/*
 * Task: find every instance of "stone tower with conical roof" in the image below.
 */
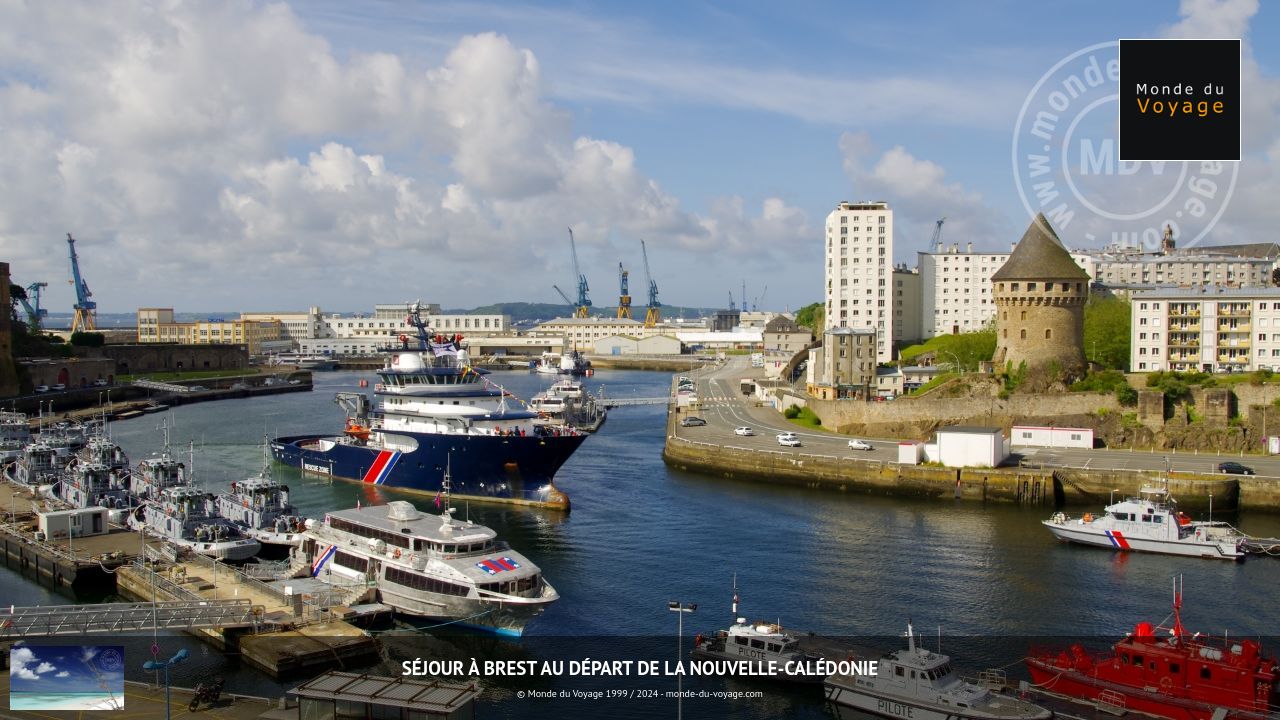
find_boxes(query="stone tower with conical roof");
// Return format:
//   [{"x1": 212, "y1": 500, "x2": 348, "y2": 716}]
[{"x1": 991, "y1": 214, "x2": 1089, "y2": 373}]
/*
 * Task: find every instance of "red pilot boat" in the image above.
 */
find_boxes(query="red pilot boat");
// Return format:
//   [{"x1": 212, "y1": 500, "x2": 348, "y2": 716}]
[{"x1": 1026, "y1": 580, "x2": 1278, "y2": 720}]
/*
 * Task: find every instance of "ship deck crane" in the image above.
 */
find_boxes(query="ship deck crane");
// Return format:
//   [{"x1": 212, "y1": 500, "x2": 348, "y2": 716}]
[
  {"x1": 67, "y1": 233, "x2": 96, "y2": 333},
  {"x1": 568, "y1": 228, "x2": 591, "y2": 318},
  {"x1": 640, "y1": 240, "x2": 661, "y2": 328},
  {"x1": 616, "y1": 263, "x2": 632, "y2": 320}
]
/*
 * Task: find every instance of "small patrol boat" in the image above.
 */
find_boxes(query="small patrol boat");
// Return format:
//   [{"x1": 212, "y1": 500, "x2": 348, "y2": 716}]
[
  {"x1": 691, "y1": 582, "x2": 826, "y2": 683},
  {"x1": 826, "y1": 622, "x2": 1051, "y2": 720},
  {"x1": 1043, "y1": 484, "x2": 1246, "y2": 560},
  {"x1": 128, "y1": 486, "x2": 260, "y2": 562},
  {"x1": 211, "y1": 467, "x2": 304, "y2": 558}
]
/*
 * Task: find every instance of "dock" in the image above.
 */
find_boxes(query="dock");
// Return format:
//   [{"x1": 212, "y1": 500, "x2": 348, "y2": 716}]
[{"x1": 115, "y1": 551, "x2": 382, "y2": 678}]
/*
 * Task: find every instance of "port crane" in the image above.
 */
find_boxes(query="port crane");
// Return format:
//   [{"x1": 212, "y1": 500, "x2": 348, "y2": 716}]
[
  {"x1": 11, "y1": 282, "x2": 48, "y2": 332},
  {"x1": 616, "y1": 263, "x2": 632, "y2": 320},
  {"x1": 640, "y1": 240, "x2": 661, "y2": 328},
  {"x1": 753, "y1": 285, "x2": 768, "y2": 313},
  {"x1": 931, "y1": 217, "x2": 946, "y2": 249},
  {"x1": 567, "y1": 227, "x2": 591, "y2": 318},
  {"x1": 67, "y1": 233, "x2": 97, "y2": 332},
  {"x1": 553, "y1": 285, "x2": 575, "y2": 308}
]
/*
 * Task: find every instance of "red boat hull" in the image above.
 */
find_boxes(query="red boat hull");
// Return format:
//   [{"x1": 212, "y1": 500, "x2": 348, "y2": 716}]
[{"x1": 1026, "y1": 658, "x2": 1273, "y2": 720}]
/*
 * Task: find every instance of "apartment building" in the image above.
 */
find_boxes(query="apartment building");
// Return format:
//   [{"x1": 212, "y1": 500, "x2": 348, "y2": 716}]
[
  {"x1": 824, "y1": 201, "x2": 893, "y2": 361},
  {"x1": 1129, "y1": 287, "x2": 1280, "y2": 373}
]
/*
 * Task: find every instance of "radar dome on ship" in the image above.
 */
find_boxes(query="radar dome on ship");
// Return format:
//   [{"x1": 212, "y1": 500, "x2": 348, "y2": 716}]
[{"x1": 396, "y1": 353, "x2": 427, "y2": 371}]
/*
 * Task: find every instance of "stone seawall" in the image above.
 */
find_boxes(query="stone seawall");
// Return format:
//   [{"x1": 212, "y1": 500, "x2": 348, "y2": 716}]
[{"x1": 662, "y1": 411, "x2": 1274, "y2": 511}]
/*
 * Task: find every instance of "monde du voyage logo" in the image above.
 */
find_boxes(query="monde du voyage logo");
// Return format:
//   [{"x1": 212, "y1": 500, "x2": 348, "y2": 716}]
[{"x1": 1013, "y1": 39, "x2": 1240, "y2": 252}]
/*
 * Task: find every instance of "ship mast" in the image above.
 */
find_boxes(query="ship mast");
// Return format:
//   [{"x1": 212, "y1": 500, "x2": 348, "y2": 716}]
[{"x1": 1171, "y1": 575, "x2": 1186, "y2": 639}]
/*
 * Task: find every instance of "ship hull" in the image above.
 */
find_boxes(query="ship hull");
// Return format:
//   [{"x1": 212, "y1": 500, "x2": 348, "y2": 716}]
[
  {"x1": 826, "y1": 677, "x2": 1051, "y2": 720},
  {"x1": 1043, "y1": 522, "x2": 1243, "y2": 560},
  {"x1": 1025, "y1": 658, "x2": 1271, "y2": 720},
  {"x1": 270, "y1": 432, "x2": 586, "y2": 508}
]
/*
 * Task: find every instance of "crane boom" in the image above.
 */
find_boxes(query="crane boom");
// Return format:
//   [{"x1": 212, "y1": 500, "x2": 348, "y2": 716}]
[
  {"x1": 931, "y1": 217, "x2": 946, "y2": 249},
  {"x1": 67, "y1": 233, "x2": 96, "y2": 333},
  {"x1": 640, "y1": 240, "x2": 661, "y2": 327},
  {"x1": 553, "y1": 285, "x2": 574, "y2": 306},
  {"x1": 568, "y1": 227, "x2": 591, "y2": 318},
  {"x1": 16, "y1": 282, "x2": 48, "y2": 331},
  {"x1": 616, "y1": 263, "x2": 632, "y2": 320}
]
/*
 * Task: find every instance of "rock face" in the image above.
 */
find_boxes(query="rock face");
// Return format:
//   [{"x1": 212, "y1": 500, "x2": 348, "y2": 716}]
[{"x1": 991, "y1": 214, "x2": 1089, "y2": 375}]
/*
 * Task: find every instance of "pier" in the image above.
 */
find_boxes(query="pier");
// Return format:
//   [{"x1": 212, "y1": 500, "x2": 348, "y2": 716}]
[{"x1": 1, "y1": 599, "x2": 262, "y2": 637}]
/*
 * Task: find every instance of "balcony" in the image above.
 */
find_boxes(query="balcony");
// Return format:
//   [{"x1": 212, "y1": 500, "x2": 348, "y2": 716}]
[{"x1": 1216, "y1": 323, "x2": 1250, "y2": 333}]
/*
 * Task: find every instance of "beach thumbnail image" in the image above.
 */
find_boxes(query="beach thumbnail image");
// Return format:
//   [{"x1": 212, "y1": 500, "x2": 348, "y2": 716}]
[{"x1": 8, "y1": 644, "x2": 124, "y2": 711}]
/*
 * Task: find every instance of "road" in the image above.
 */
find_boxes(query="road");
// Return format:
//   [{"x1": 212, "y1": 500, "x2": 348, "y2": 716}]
[{"x1": 671, "y1": 356, "x2": 1280, "y2": 479}]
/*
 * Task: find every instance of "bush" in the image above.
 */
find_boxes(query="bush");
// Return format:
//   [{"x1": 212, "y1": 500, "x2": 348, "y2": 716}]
[
  {"x1": 1251, "y1": 368, "x2": 1274, "y2": 386},
  {"x1": 1115, "y1": 385, "x2": 1138, "y2": 406},
  {"x1": 783, "y1": 405, "x2": 800, "y2": 419},
  {"x1": 69, "y1": 332, "x2": 105, "y2": 347},
  {"x1": 1071, "y1": 369, "x2": 1129, "y2": 393}
]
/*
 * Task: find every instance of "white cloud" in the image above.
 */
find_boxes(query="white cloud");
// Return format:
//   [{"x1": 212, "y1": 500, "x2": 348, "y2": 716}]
[
  {"x1": 0, "y1": 2, "x2": 805, "y2": 310},
  {"x1": 838, "y1": 132, "x2": 1009, "y2": 256},
  {"x1": 55, "y1": 671, "x2": 70, "y2": 678},
  {"x1": 9, "y1": 647, "x2": 56, "y2": 681}
]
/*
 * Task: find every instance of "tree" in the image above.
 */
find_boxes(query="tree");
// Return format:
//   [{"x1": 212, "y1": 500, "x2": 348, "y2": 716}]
[
  {"x1": 69, "y1": 332, "x2": 105, "y2": 347},
  {"x1": 1272, "y1": 268, "x2": 1280, "y2": 287},
  {"x1": 1083, "y1": 295, "x2": 1130, "y2": 370},
  {"x1": 794, "y1": 302, "x2": 824, "y2": 332}
]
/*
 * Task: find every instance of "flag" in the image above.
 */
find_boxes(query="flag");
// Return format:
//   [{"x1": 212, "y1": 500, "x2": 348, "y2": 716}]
[{"x1": 434, "y1": 491, "x2": 442, "y2": 508}]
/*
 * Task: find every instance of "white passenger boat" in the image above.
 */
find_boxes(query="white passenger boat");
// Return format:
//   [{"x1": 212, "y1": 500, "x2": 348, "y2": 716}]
[
  {"x1": 299, "y1": 469, "x2": 558, "y2": 636},
  {"x1": 1043, "y1": 484, "x2": 1245, "y2": 560},
  {"x1": 826, "y1": 622, "x2": 1051, "y2": 720}
]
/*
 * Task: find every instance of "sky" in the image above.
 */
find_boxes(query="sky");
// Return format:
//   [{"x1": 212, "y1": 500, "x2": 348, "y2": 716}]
[
  {"x1": 9, "y1": 644, "x2": 124, "y2": 695},
  {"x1": 0, "y1": 0, "x2": 1277, "y2": 315}
]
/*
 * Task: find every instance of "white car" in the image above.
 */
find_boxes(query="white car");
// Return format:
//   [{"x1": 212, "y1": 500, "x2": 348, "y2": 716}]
[
  {"x1": 778, "y1": 436, "x2": 801, "y2": 447},
  {"x1": 734, "y1": 427, "x2": 754, "y2": 436},
  {"x1": 847, "y1": 439, "x2": 873, "y2": 451}
]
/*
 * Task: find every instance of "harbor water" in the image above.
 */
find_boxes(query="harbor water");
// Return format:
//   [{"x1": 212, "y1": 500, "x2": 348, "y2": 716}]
[{"x1": 6, "y1": 369, "x2": 1280, "y2": 719}]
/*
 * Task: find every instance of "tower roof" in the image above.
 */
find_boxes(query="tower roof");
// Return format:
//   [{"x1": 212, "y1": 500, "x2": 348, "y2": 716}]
[{"x1": 991, "y1": 213, "x2": 1090, "y2": 281}]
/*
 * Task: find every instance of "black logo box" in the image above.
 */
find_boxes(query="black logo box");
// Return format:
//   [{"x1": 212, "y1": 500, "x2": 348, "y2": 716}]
[{"x1": 1119, "y1": 38, "x2": 1240, "y2": 162}]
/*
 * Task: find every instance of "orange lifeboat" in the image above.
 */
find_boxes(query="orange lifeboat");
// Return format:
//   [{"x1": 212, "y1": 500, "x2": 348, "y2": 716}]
[{"x1": 344, "y1": 419, "x2": 371, "y2": 442}]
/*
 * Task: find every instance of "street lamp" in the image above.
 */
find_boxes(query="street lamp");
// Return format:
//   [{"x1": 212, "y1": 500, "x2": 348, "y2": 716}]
[
  {"x1": 668, "y1": 601, "x2": 696, "y2": 720},
  {"x1": 941, "y1": 350, "x2": 964, "y2": 375},
  {"x1": 143, "y1": 648, "x2": 188, "y2": 720}
]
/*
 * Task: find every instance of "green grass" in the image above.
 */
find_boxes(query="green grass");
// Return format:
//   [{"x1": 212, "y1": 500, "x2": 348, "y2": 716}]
[
  {"x1": 119, "y1": 368, "x2": 263, "y2": 383},
  {"x1": 786, "y1": 406, "x2": 825, "y2": 430},
  {"x1": 908, "y1": 372, "x2": 956, "y2": 397}
]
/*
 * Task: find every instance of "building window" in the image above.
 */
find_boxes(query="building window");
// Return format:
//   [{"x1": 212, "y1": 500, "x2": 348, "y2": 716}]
[
  {"x1": 1045, "y1": 329, "x2": 1052, "y2": 339},
  {"x1": 1020, "y1": 329, "x2": 1027, "y2": 340}
]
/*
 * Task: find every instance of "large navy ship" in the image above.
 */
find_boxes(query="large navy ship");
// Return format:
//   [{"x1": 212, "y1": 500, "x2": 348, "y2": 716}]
[{"x1": 271, "y1": 303, "x2": 587, "y2": 508}]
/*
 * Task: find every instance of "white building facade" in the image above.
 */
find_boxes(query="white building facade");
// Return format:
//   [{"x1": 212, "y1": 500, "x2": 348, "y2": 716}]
[
  {"x1": 825, "y1": 201, "x2": 893, "y2": 361},
  {"x1": 917, "y1": 244, "x2": 1096, "y2": 339},
  {"x1": 1129, "y1": 287, "x2": 1280, "y2": 373}
]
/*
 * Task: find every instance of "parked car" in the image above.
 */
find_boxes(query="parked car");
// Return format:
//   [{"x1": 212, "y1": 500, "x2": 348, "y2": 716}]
[
  {"x1": 776, "y1": 431, "x2": 797, "y2": 442},
  {"x1": 680, "y1": 416, "x2": 707, "y2": 427},
  {"x1": 51, "y1": 383, "x2": 66, "y2": 391},
  {"x1": 847, "y1": 439, "x2": 873, "y2": 451},
  {"x1": 778, "y1": 435, "x2": 802, "y2": 447},
  {"x1": 92, "y1": 379, "x2": 109, "y2": 387},
  {"x1": 734, "y1": 427, "x2": 755, "y2": 436},
  {"x1": 1217, "y1": 461, "x2": 1256, "y2": 475},
  {"x1": 34, "y1": 385, "x2": 49, "y2": 393}
]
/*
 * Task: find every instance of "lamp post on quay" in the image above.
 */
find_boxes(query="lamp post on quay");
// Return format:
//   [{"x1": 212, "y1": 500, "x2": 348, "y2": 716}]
[
  {"x1": 668, "y1": 601, "x2": 697, "y2": 720},
  {"x1": 143, "y1": 648, "x2": 188, "y2": 720}
]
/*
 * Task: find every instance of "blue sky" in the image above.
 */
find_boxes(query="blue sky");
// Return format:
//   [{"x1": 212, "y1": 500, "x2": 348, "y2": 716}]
[
  {"x1": 0, "y1": 1, "x2": 1276, "y2": 314},
  {"x1": 9, "y1": 645, "x2": 124, "y2": 695}
]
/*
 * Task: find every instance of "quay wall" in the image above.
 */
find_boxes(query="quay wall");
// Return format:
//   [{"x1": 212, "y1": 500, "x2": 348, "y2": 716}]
[
  {"x1": 662, "y1": 412, "x2": 1271, "y2": 511},
  {"x1": 806, "y1": 392, "x2": 1119, "y2": 439}
]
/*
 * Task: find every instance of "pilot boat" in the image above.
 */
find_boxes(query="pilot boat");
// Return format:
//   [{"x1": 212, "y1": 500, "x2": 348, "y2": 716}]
[
  {"x1": 211, "y1": 468, "x2": 304, "y2": 558},
  {"x1": 826, "y1": 622, "x2": 1051, "y2": 720}
]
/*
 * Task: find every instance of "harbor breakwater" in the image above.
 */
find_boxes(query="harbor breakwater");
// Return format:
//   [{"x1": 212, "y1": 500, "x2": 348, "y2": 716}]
[{"x1": 661, "y1": 413, "x2": 1279, "y2": 512}]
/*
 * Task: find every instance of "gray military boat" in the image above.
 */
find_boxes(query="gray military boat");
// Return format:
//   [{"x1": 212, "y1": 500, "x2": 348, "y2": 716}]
[
  {"x1": 825, "y1": 622, "x2": 1051, "y2": 720},
  {"x1": 690, "y1": 582, "x2": 826, "y2": 683}
]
